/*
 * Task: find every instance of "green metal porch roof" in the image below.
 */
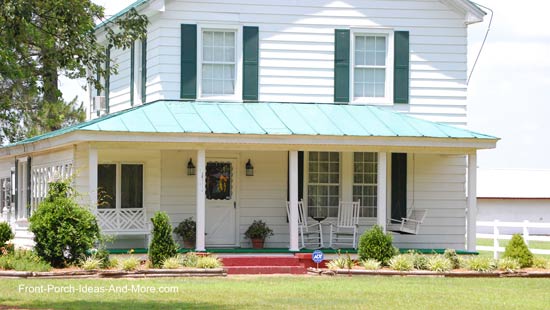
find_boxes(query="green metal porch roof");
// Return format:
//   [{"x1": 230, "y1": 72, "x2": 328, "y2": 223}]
[{"x1": 3, "y1": 100, "x2": 497, "y2": 149}]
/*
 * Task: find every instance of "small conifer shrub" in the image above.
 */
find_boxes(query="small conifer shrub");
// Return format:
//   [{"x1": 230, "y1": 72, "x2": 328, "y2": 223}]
[{"x1": 503, "y1": 234, "x2": 533, "y2": 268}]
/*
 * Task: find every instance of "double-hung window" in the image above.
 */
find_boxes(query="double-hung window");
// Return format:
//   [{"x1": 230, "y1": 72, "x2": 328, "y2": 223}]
[
  {"x1": 199, "y1": 27, "x2": 241, "y2": 99},
  {"x1": 307, "y1": 152, "x2": 340, "y2": 218},
  {"x1": 352, "y1": 30, "x2": 393, "y2": 104},
  {"x1": 98, "y1": 164, "x2": 143, "y2": 209},
  {"x1": 352, "y1": 152, "x2": 378, "y2": 218}
]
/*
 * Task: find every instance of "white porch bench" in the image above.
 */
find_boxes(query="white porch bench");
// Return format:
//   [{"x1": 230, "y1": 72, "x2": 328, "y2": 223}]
[{"x1": 96, "y1": 208, "x2": 150, "y2": 247}]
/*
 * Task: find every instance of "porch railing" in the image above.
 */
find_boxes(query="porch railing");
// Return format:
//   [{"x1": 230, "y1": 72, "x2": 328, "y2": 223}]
[
  {"x1": 476, "y1": 220, "x2": 550, "y2": 258},
  {"x1": 96, "y1": 208, "x2": 149, "y2": 234}
]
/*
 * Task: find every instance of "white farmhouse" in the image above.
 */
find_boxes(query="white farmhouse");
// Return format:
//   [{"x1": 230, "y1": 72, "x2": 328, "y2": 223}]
[{"x1": 0, "y1": 0, "x2": 497, "y2": 252}]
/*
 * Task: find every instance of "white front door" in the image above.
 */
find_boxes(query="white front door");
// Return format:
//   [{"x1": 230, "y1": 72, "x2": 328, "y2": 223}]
[{"x1": 205, "y1": 159, "x2": 237, "y2": 246}]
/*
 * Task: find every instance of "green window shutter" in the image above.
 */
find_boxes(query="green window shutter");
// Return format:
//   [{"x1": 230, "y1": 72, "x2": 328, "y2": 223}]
[
  {"x1": 334, "y1": 29, "x2": 350, "y2": 103},
  {"x1": 180, "y1": 24, "x2": 197, "y2": 99},
  {"x1": 26, "y1": 157, "x2": 31, "y2": 216},
  {"x1": 130, "y1": 41, "x2": 135, "y2": 106},
  {"x1": 141, "y1": 38, "x2": 147, "y2": 103},
  {"x1": 243, "y1": 26, "x2": 259, "y2": 101},
  {"x1": 394, "y1": 31, "x2": 410, "y2": 104},
  {"x1": 391, "y1": 153, "x2": 407, "y2": 220},
  {"x1": 105, "y1": 46, "x2": 111, "y2": 114},
  {"x1": 14, "y1": 159, "x2": 18, "y2": 219}
]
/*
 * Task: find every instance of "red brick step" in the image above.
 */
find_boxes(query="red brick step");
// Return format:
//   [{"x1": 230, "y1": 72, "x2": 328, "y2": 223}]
[{"x1": 221, "y1": 255, "x2": 307, "y2": 275}]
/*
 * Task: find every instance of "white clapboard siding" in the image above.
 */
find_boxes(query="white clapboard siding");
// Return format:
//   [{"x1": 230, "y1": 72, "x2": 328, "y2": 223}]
[
  {"x1": 94, "y1": 0, "x2": 473, "y2": 126},
  {"x1": 393, "y1": 153, "x2": 467, "y2": 249},
  {"x1": 108, "y1": 46, "x2": 132, "y2": 113}
]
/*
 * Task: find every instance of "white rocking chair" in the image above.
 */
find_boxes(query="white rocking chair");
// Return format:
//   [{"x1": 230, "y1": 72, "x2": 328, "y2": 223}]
[
  {"x1": 388, "y1": 209, "x2": 427, "y2": 235},
  {"x1": 329, "y1": 201, "x2": 361, "y2": 249},
  {"x1": 286, "y1": 200, "x2": 323, "y2": 249}
]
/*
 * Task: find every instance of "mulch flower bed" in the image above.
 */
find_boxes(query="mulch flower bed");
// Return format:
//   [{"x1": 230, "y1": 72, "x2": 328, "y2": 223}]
[
  {"x1": 0, "y1": 268, "x2": 226, "y2": 279},
  {"x1": 307, "y1": 267, "x2": 550, "y2": 278}
]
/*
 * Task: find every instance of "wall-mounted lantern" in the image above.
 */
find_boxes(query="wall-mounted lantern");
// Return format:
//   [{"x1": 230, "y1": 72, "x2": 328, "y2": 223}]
[
  {"x1": 245, "y1": 159, "x2": 254, "y2": 176},
  {"x1": 187, "y1": 158, "x2": 196, "y2": 176}
]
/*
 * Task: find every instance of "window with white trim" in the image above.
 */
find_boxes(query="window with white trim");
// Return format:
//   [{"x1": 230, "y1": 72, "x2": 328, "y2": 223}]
[
  {"x1": 200, "y1": 30, "x2": 237, "y2": 97},
  {"x1": 352, "y1": 152, "x2": 378, "y2": 218},
  {"x1": 352, "y1": 30, "x2": 393, "y2": 104},
  {"x1": 98, "y1": 164, "x2": 143, "y2": 209},
  {"x1": 0, "y1": 177, "x2": 11, "y2": 212},
  {"x1": 307, "y1": 152, "x2": 340, "y2": 218}
]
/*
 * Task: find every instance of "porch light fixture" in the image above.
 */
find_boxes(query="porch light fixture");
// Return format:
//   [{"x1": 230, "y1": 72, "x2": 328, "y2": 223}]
[
  {"x1": 245, "y1": 159, "x2": 254, "y2": 176},
  {"x1": 187, "y1": 158, "x2": 196, "y2": 176}
]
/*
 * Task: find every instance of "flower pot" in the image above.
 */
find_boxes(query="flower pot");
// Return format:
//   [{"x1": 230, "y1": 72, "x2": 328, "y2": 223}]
[
  {"x1": 251, "y1": 238, "x2": 265, "y2": 249},
  {"x1": 183, "y1": 240, "x2": 196, "y2": 249}
]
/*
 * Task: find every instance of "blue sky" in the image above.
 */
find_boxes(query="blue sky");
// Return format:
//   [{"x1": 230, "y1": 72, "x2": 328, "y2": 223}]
[{"x1": 62, "y1": 0, "x2": 550, "y2": 171}]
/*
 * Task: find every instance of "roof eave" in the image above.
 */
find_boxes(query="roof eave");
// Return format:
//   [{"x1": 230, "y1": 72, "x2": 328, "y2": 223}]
[{"x1": 440, "y1": 0, "x2": 486, "y2": 25}]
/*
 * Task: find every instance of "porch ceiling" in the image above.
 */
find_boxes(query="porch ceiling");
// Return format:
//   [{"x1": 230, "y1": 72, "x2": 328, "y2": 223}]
[{"x1": 1, "y1": 100, "x2": 498, "y2": 153}]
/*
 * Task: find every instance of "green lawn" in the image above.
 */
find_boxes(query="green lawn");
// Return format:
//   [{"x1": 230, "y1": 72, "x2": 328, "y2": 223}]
[{"x1": 1, "y1": 277, "x2": 549, "y2": 309}]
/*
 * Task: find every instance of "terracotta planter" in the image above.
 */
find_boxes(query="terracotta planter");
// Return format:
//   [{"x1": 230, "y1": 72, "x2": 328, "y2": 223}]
[
  {"x1": 183, "y1": 240, "x2": 196, "y2": 249},
  {"x1": 251, "y1": 238, "x2": 265, "y2": 249}
]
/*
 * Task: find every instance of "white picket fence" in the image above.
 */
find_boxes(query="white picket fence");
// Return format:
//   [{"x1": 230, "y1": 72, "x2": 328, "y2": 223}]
[{"x1": 477, "y1": 220, "x2": 550, "y2": 259}]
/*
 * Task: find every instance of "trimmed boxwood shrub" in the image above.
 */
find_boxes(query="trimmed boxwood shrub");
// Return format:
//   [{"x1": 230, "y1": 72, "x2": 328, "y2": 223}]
[
  {"x1": 358, "y1": 225, "x2": 397, "y2": 265},
  {"x1": 29, "y1": 181, "x2": 100, "y2": 267},
  {"x1": 0, "y1": 222, "x2": 14, "y2": 246},
  {"x1": 149, "y1": 212, "x2": 178, "y2": 267},
  {"x1": 503, "y1": 234, "x2": 534, "y2": 268}
]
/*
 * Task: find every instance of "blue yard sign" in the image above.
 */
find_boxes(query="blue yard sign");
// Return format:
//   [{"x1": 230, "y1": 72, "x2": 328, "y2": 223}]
[{"x1": 312, "y1": 250, "x2": 324, "y2": 264}]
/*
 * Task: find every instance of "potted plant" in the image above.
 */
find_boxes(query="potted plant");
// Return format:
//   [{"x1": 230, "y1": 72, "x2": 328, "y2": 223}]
[
  {"x1": 174, "y1": 217, "x2": 196, "y2": 249},
  {"x1": 244, "y1": 220, "x2": 274, "y2": 249}
]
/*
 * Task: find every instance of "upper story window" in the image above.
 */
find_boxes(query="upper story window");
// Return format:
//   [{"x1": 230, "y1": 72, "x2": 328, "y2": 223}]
[
  {"x1": 199, "y1": 27, "x2": 242, "y2": 100},
  {"x1": 351, "y1": 30, "x2": 393, "y2": 104}
]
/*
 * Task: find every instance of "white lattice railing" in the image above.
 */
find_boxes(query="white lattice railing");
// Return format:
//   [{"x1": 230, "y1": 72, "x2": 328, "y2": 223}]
[{"x1": 96, "y1": 208, "x2": 149, "y2": 234}]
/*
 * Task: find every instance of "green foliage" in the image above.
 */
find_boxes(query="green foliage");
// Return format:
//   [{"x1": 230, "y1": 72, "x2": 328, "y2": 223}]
[
  {"x1": 173, "y1": 217, "x2": 196, "y2": 241},
  {"x1": 533, "y1": 256, "x2": 549, "y2": 269},
  {"x1": 29, "y1": 181, "x2": 100, "y2": 268},
  {"x1": 427, "y1": 255, "x2": 452, "y2": 272},
  {"x1": 497, "y1": 258, "x2": 521, "y2": 272},
  {"x1": 120, "y1": 257, "x2": 140, "y2": 271},
  {"x1": 388, "y1": 255, "x2": 414, "y2": 271},
  {"x1": 0, "y1": 249, "x2": 51, "y2": 272},
  {"x1": 407, "y1": 250, "x2": 429, "y2": 270},
  {"x1": 358, "y1": 225, "x2": 397, "y2": 265},
  {"x1": 444, "y1": 248, "x2": 461, "y2": 269},
  {"x1": 0, "y1": 222, "x2": 14, "y2": 245},
  {"x1": 162, "y1": 256, "x2": 182, "y2": 269},
  {"x1": 465, "y1": 256, "x2": 496, "y2": 272},
  {"x1": 148, "y1": 212, "x2": 178, "y2": 268},
  {"x1": 503, "y1": 234, "x2": 534, "y2": 268},
  {"x1": 360, "y1": 259, "x2": 381, "y2": 270},
  {"x1": 80, "y1": 256, "x2": 102, "y2": 271},
  {"x1": 107, "y1": 258, "x2": 119, "y2": 269},
  {"x1": 182, "y1": 252, "x2": 199, "y2": 268},
  {"x1": 0, "y1": 0, "x2": 148, "y2": 142},
  {"x1": 196, "y1": 256, "x2": 223, "y2": 269},
  {"x1": 327, "y1": 251, "x2": 355, "y2": 270},
  {"x1": 244, "y1": 220, "x2": 274, "y2": 240}
]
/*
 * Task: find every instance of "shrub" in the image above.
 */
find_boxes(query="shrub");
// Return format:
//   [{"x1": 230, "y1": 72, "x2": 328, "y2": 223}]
[
  {"x1": 196, "y1": 255, "x2": 222, "y2": 269},
  {"x1": 465, "y1": 256, "x2": 496, "y2": 272},
  {"x1": 427, "y1": 255, "x2": 452, "y2": 272},
  {"x1": 533, "y1": 256, "x2": 549, "y2": 269},
  {"x1": 182, "y1": 252, "x2": 199, "y2": 267},
  {"x1": 361, "y1": 259, "x2": 381, "y2": 270},
  {"x1": 108, "y1": 257, "x2": 119, "y2": 269},
  {"x1": 0, "y1": 222, "x2": 14, "y2": 246},
  {"x1": 149, "y1": 212, "x2": 178, "y2": 268},
  {"x1": 444, "y1": 249, "x2": 461, "y2": 269},
  {"x1": 80, "y1": 256, "x2": 102, "y2": 271},
  {"x1": 0, "y1": 249, "x2": 51, "y2": 272},
  {"x1": 29, "y1": 181, "x2": 100, "y2": 267},
  {"x1": 407, "y1": 251, "x2": 429, "y2": 270},
  {"x1": 497, "y1": 258, "x2": 521, "y2": 272},
  {"x1": 503, "y1": 234, "x2": 534, "y2": 268},
  {"x1": 388, "y1": 255, "x2": 414, "y2": 271},
  {"x1": 162, "y1": 256, "x2": 182, "y2": 269},
  {"x1": 173, "y1": 217, "x2": 196, "y2": 242},
  {"x1": 358, "y1": 225, "x2": 397, "y2": 265},
  {"x1": 120, "y1": 257, "x2": 140, "y2": 271}
]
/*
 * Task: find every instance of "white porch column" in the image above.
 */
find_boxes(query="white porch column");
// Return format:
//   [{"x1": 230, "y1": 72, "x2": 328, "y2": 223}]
[
  {"x1": 467, "y1": 152, "x2": 478, "y2": 251},
  {"x1": 288, "y1": 151, "x2": 299, "y2": 251},
  {"x1": 195, "y1": 149, "x2": 206, "y2": 252},
  {"x1": 377, "y1": 152, "x2": 387, "y2": 231},
  {"x1": 88, "y1": 146, "x2": 98, "y2": 211}
]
